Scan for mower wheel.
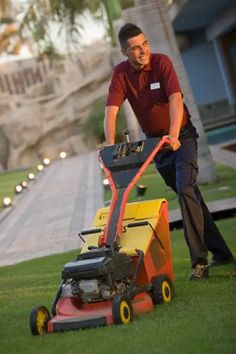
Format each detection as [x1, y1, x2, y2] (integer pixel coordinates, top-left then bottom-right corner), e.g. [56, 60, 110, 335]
[112, 295, 134, 325]
[150, 275, 173, 305]
[29, 305, 51, 336]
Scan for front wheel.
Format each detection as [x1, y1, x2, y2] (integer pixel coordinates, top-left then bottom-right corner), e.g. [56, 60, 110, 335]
[29, 305, 51, 336]
[150, 275, 173, 305]
[112, 295, 134, 325]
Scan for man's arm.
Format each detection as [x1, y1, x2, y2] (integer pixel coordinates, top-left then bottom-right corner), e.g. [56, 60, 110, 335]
[104, 105, 120, 145]
[166, 92, 183, 151]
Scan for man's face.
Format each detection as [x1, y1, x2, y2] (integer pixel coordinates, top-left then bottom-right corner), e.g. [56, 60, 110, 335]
[122, 33, 151, 70]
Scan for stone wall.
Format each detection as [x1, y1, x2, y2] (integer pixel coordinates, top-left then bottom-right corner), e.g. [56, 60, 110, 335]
[0, 42, 112, 171]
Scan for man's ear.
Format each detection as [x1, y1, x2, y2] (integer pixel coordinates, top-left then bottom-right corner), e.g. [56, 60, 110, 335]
[121, 48, 128, 57]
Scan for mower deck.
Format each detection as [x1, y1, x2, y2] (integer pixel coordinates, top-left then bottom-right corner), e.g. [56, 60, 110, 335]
[47, 292, 153, 332]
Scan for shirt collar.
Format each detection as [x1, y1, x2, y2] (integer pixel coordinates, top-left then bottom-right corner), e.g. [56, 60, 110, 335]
[127, 54, 153, 74]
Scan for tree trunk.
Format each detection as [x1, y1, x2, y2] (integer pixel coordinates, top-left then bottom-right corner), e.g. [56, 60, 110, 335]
[121, 0, 217, 183]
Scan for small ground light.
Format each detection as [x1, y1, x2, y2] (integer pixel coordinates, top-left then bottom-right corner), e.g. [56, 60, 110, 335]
[103, 178, 110, 191]
[15, 185, 23, 194]
[28, 173, 35, 181]
[2, 197, 12, 208]
[37, 164, 44, 172]
[21, 181, 28, 189]
[136, 185, 147, 197]
[60, 151, 67, 159]
[103, 178, 109, 186]
[43, 158, 50, 165]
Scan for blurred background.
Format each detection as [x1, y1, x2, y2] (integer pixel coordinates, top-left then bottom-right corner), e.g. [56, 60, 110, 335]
[0, 0, 235, 175]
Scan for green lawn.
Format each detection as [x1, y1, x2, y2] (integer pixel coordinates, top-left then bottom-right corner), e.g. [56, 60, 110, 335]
[0, 163, 235, 353]
[104, 163, 236, 210]
[0, 217, 235, 354]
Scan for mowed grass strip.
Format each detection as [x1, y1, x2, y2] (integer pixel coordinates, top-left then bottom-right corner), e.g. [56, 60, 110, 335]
[0, 217, 235, 354]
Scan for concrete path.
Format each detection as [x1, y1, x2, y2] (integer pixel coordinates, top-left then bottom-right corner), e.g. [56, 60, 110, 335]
[0, 151, 104, 266]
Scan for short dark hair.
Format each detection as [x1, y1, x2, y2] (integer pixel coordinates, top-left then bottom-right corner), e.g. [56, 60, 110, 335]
[118, 23, 143, 49]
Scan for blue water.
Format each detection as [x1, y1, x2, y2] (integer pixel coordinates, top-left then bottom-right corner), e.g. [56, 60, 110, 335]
[206, 124, 236, 145]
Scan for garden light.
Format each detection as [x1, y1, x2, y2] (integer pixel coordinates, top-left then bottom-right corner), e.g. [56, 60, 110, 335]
[103, 178, 110, 192]
[21, 181, 28, 189]
[28, 173, 35, 181]
[43, 158, 50, 165]
[2, 197, 12, 208]
[60, 151, 67, 159]
[103, 178, 109, 186]
[37, 164, 44, 172]
[136, 185, 147, 197]
[15, 185, 23, 194]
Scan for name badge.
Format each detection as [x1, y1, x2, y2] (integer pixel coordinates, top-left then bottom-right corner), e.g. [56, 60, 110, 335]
[150, 82, 160, 90]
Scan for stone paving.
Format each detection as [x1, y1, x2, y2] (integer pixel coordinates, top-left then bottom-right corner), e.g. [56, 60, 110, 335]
[0, 151, 104, 266]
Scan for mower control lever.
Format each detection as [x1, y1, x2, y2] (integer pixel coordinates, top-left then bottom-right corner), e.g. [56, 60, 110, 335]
[127, 221, 149, 228]
[124, 129, 130, 143]
[80, 228, 103, 236]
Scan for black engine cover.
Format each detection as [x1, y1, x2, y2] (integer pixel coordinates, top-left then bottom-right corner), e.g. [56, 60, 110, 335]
[62, 248, 133, 281]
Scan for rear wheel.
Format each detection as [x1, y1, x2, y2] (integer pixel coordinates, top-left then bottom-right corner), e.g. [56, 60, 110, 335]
[29, 305, 51, 336]
[150, 275, 173, 305]
[112, 295, 133, 325]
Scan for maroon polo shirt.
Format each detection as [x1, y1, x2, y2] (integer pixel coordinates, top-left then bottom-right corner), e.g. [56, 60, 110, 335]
[106, 53, 190, 135]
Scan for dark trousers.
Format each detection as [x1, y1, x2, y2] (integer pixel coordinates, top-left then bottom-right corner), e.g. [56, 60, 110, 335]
[153, 123, 233, 268]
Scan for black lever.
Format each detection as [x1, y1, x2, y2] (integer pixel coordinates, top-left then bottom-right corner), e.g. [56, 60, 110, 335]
[127, 221, 149, 228]
[79, 228, 103, 236]
[124, 130, 130, 143]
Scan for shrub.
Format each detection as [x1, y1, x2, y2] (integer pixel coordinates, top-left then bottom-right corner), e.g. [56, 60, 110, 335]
[81, 96, 127, 145]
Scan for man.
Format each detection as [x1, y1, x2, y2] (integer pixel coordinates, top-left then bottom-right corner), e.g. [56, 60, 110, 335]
[104, 23, 235, 280]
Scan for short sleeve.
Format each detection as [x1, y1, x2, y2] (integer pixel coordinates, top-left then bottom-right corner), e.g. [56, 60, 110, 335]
[106, 67, 126, 107]
[159, 55, 182, 97]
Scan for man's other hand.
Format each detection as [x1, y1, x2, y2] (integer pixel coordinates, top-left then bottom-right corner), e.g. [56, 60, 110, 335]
[163, 135, 181, 151]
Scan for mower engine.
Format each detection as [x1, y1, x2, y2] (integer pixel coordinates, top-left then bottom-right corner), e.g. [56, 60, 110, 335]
[61, 248, 133, 302]
[61, 277, 131, 302]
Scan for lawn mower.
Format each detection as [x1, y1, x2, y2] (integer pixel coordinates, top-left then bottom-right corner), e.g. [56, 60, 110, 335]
[29, 134, 174, 335]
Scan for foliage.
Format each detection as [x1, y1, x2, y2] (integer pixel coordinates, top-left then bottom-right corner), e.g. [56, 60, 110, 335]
[0, 0, 136, 58]
[0, 0, 110, 58]
[19, 0, 107, 57]
[120, 0, 134, 9]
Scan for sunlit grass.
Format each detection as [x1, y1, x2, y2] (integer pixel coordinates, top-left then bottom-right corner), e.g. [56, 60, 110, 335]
[0, 218, 235, 354]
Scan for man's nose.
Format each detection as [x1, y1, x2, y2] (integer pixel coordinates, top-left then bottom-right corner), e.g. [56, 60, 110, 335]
[139, 46, 145, 54]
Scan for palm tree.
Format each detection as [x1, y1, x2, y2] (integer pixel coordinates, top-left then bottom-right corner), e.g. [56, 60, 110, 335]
[0, 0, 107, 57]
[0, 1, 28, 56]
[0, 0, 10, 20]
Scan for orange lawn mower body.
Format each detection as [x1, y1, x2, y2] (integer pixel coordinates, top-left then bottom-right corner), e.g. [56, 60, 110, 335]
[29, 136, 174, 335]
